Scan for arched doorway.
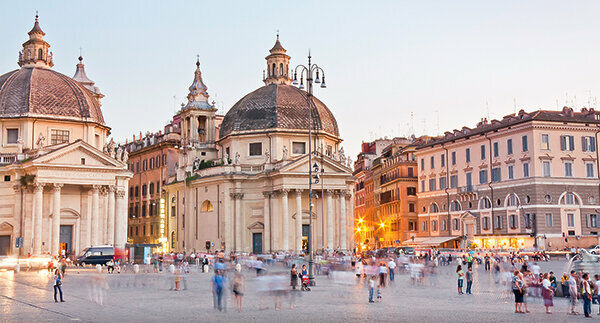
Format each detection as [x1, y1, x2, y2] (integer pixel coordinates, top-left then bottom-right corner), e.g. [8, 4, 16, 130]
[0, 222, 14, 255]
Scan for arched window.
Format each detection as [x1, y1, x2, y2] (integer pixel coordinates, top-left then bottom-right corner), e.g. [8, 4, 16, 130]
[272, 63, 276, 76]
[201, 200, 214, 212]
[506, 194, 518, 207]
[429, 203, 439, 213]
[450, 201, 461, 212]
[560, 192, 579, 205]
[479, 197, 492, 209]
[280, 63, 284, 76]
[38, 49, 43, 60]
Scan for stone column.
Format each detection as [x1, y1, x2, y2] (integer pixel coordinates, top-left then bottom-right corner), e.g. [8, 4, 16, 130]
[12, 185, 22, 255]
[100, 187, 108, 243]
[91, 185, 101, 246]
[340, 190, 347, 251]
[295, 189, 303, 252]
[114, 188, 127, 249]
[51, 184, 63, 256]
[233, 193, 244, 251]
[281, 189, 289, 251]
[271, 191, 280, 250]
[33, 183, 44, 255]
[326, 189, 334, 250]
[223, 189, 232, 251]
[107, 186, 116, 246]
[263, 192, 271, 252]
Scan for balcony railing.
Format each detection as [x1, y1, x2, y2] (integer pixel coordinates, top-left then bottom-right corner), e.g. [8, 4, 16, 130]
[459, 185, 476, 193]
[0, 154, 16, 165]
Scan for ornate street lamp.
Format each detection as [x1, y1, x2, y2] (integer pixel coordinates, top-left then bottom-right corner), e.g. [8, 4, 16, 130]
[292, 52, 326, 286]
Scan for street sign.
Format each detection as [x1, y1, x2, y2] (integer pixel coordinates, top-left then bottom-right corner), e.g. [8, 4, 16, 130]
[15, 237, 23, 248]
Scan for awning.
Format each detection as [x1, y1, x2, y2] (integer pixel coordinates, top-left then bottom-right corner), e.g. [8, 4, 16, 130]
[402, 236, 461, 247]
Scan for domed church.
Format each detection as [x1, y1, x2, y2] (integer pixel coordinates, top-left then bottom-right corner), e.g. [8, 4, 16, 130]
[164, 36, 355, 254]
[0, 16, 131, 257]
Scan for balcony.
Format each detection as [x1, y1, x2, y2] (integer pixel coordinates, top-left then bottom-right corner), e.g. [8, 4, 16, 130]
[459, 185, 476, 193]
[0, 153, 17, 165]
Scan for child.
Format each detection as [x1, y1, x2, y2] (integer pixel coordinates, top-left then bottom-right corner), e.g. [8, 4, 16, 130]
[368, 276, 375, 303]
[376, 285, 382, 301]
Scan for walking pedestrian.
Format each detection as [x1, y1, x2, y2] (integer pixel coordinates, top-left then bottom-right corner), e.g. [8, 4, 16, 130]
[569, 270, 579, 315]
[388, 258, 396, 282]
[456, 265, 464, 294]
[378, 262, 388, 288]
[212, 270, 226, 311]
[290, 264, 298, 290]
[542, 273, 554, 314]
[53, 268, 64, 303]
[512, 270, 524, 313]
[583, 273, 593, 318]
[368, 275, 375, 303]
[465, 267, 473, 295]
[595, 274, 600, 315]
[232, 271, 244, 312]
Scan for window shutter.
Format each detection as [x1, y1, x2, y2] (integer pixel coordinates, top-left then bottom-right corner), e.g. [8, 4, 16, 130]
[569, 136, 575, 151]
[586, 214, 590, 228]
[592, 137, 597, 152]
[582, 136, 587, 151]
[560, 136, 566, 151]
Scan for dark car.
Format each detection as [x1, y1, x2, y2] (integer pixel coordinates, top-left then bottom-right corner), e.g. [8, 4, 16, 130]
[76, 246, 114, 266]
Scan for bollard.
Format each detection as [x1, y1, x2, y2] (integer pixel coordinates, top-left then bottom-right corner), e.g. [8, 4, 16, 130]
[133, 264, 139, 273]
[96, 264, 102, 273]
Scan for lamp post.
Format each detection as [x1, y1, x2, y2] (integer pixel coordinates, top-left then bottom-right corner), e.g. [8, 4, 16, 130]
[292, 52, 326, 286]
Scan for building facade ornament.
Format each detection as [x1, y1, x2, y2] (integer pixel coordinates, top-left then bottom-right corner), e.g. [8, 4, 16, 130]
[52, 183, 63, 192]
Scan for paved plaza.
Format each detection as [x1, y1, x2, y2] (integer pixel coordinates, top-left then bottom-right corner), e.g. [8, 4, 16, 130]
[0, 260, 598, 322]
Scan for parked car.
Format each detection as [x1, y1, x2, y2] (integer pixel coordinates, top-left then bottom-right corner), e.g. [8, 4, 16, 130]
[589, 245, 600, 254]
[76, 245, 114, 266]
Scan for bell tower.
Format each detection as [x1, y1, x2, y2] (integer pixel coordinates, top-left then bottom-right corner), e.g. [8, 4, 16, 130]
[18, 14, 53, 69]
[263, 33, 291, 85]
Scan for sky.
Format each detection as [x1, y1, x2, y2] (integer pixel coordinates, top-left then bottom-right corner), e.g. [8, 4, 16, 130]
[2, 1, 600, 158]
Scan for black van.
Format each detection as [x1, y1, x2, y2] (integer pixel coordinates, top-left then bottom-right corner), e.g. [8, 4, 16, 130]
[76, 246, 114, 266]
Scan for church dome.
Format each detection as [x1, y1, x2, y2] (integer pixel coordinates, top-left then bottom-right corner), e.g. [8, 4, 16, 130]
[0, 15, 105, 125]
[219, 83, 339, 138]
[0, 67, 104, 124]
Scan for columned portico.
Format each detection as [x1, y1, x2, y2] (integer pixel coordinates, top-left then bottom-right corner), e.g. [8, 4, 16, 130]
[326, 189, 334, 250]
[295, 189, 303, 252]
[233, 193, 244, 251]
[340, 190, 348, 251]
[281, 189, 289, 251]
[33, 183, 44, 255]
[271, 191, 280, 250]
[51, 183, 63, 255]
[91, 185, 101, 246]
[106, 186, 115, 245]
[114, 188, 127, 249]
[263, 192, 271, 252]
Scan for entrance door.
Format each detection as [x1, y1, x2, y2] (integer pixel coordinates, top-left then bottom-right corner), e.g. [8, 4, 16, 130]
[302, 224, 310, 252]
[0, 236, 10, 255]
[59, 225, 73, 257]
[252, 233, 262, 254]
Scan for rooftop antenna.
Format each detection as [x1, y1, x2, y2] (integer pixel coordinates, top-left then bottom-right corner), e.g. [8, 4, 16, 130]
[422, 118, 426, 135]
[573, 95, 577, 109]
[486, 100, 491, 119]
[79, 47, 83, 58]
[173, 95, 177, 114]
[410, 112, 414, 136]
[435, 110, 440, 135]
[512, 98, 516, 114]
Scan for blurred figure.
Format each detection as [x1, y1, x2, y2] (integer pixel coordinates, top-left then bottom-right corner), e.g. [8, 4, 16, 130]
[456, 265, 464, 294]
[212, 270, 226, 311]
[541, 273, 553, 314]
[368, 275, 375, 303]
[387, 258, 396, 282]
[290, 264, 298, 290]
[53, 268, 64, 303]
[232, 272, 244, 312]
[583, 273, 593, 318]
[465, 267, 473, 295]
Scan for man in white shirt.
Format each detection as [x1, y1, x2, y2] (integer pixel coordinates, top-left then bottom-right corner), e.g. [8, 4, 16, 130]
[568, 270, 579, 315]
[387, 258, 397, 282]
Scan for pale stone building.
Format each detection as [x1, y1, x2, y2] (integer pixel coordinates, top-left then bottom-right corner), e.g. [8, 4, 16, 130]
[164, 37, 355, 253]
[0, 16, 131, 256]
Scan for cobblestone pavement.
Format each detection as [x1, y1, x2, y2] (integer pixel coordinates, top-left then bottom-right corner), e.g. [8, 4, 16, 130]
[0, 260, 597, 322]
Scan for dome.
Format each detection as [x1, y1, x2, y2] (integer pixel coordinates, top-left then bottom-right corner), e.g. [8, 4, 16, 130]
[220, 83, 339, 138]
[0, 67, 104, 124]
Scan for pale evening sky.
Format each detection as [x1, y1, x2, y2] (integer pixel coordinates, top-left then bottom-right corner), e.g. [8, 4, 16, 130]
[1, 1, 600, 158]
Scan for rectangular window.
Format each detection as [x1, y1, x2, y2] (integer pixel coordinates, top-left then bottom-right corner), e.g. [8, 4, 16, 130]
[491, 167, 501, 182]
[441, 154, 445, 167]
[509, 214, 518, 229]
[507, 139, 513, 155]
[541, 134, 550, 150]
[292, 142, 306, 154]
[409, 203, 415, 212]
[480, 144, 486, 160]
[249, 142, 262, 156]
[439, 177, 447, 190]
[582, 136, 597, 152]
[420, 158, 425, 171]
[482, 217, 489, 230]
[451, 151, 456, 165]
[560, 135, 575, 151]
[545, 213, 553, 227]
[430, 156, 434, 169]
[479, 169, 488, 184]
[542, 161, 551, 177]
[567, 213, 575, 227]
[421, 180, 425, 192]
[429, 178, 436, 191]
[586, 163, 595, 178]
[6, 128, 18, 144]
[591, 214, 598, 228]
[422, 221, 428, 231]
[465, 148, 471, 163]
[466, 172, 472, 187]
[407, 167, 414, 177]
[564, 162, 573, 177]
[523, 162, 530, 178]
[450, 175, 458, 188]
[407, 187, 416, 196]
[494, 215, 502, 229]
[522, 135, 528, 152]
[441, 220, 447, 231]
[50, 129, 70, 145]
[508, 165, 514, 180]
[493, 142, 499, 157]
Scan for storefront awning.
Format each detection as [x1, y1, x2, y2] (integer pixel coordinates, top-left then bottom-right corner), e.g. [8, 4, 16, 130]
[402, 236, 461, 247]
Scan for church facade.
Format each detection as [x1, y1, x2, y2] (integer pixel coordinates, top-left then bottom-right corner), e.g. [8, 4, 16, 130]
[164, 37, 355, 253]
[0, 17, 131, 256]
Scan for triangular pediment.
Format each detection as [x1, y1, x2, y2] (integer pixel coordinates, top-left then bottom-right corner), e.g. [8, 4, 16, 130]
[29, 139, 126, 168]
[277, 154, 352, 174]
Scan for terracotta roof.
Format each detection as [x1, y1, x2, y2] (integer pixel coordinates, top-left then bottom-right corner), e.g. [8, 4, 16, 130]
[0, 67, 104, 124]
[219, 83, 339, 138]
